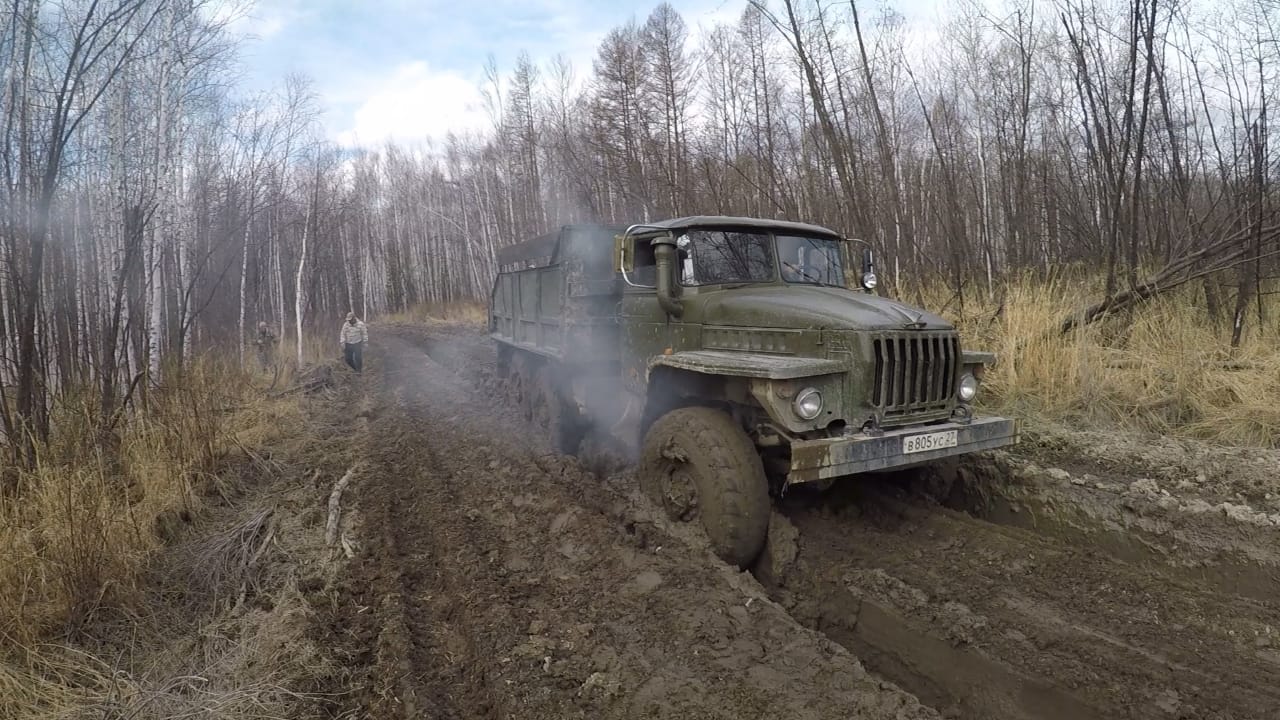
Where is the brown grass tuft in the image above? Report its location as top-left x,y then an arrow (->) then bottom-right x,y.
381,300 -> 487,325
0,584 -> 325,719
0,357 -> 303,648
920,275 -> 1280,447
0,354 -> 313,719
174,506 -> 276,611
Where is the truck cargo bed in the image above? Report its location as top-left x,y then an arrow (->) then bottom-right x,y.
490,224 -> 626,362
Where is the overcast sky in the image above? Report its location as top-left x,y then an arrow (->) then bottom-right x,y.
231,0 -> 943,149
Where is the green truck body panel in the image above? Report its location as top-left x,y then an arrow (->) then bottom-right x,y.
688,285 -> 951,331
648,351 -> 845,380
489,217 -> 1018,483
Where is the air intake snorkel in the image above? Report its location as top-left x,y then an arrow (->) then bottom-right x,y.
652,234 -> 684,318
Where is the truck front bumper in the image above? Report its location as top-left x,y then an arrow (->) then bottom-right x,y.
787,416 -> 1019,484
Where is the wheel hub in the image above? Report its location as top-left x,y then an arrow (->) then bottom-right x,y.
661,465 -> 699,521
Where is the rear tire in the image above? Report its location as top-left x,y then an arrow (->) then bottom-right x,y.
509,353 -> 534,420
496,344 -> 512,379
536,368 -> 583,455
639,406 -> 770,568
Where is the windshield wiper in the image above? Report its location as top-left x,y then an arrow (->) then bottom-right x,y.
783,261 -> 824,285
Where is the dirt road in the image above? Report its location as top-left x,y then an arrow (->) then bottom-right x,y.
318,324 -> 934,719
316,323 -> 1280,719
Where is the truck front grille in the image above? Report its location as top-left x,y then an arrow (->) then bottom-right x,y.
872,332 -> 958,418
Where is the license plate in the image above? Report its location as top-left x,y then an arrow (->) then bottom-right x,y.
903,430 -> 958,454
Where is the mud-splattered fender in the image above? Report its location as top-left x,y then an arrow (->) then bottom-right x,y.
647,351 -> 846,433
646,350 -> 843,380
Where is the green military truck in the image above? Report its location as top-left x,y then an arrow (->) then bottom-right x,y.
490,216 -> 1018,567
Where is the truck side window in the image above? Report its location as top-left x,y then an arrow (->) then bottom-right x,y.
631,239 -> 658,286
687,230 -> 775,285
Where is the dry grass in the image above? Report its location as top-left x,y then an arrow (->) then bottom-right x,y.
920,274 -> 1280,447
0,585 -> 322,720
252,331 -> 342,383
175,507 -> 277,611
381,300 -> 487,325
0,356 -> 309,719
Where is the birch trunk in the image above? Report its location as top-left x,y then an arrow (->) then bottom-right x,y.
273,212 -> 285,348
295,173 -> 317,365
148,0 -> 176,381
237,212 -> 250,364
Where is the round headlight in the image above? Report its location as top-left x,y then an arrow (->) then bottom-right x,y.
958,373 -> 979,403
861,271 -> 878,290
793,388 -> 823,420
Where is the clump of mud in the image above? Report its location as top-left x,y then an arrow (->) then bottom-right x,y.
1020,422 -> 1280,506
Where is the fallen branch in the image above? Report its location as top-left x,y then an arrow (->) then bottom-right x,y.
1058,221 -> 1280,335
1104,359 -> 1262,371
325,465 -> 360,548
179,506 -> 275,608
269,364 -> 338,399
231,437 -> 280,477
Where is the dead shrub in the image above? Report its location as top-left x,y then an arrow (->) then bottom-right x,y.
0,357 -> 301,649
913,273 -> 1280,447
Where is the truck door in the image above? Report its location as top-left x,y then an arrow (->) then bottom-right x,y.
620,238 -> 672,395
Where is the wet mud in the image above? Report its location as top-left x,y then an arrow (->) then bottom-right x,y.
319,324 -> 935,719
773,458 -> 1280,719
318,322 -> 1280,720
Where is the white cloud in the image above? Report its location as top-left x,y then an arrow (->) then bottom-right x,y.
220,0 -> 299,41
333,61 -> 489,148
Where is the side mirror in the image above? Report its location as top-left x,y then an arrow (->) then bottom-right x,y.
846,238 -> 877,292
614,233 -> 635,273
617,232 -> 656,290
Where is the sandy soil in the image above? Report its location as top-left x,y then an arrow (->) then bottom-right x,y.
286,322 -> 1278,719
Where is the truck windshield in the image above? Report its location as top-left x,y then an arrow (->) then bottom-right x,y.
682,230 -> 776,285
777,235 -> 846,287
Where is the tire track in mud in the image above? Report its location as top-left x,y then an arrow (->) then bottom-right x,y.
325,344 -> 511,720
324,326 -> 942,720
395,322 -> 1280,720
772,475 -> 1280,720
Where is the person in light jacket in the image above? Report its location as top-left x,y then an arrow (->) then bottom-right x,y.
340,312 -> 368,372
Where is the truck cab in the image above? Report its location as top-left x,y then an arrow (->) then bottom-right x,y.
490,217 -> 1018,567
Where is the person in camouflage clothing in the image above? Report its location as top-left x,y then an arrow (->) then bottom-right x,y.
254,321 -> 276,369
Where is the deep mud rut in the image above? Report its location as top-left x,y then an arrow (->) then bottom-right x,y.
320,324 -> 934,719
319,323 -> 1280,720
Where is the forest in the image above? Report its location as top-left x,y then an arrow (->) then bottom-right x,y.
2,2 -> 1279,713
1,0 -> 1277,455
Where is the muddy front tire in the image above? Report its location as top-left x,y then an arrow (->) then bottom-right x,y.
639,406 -> 770,568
